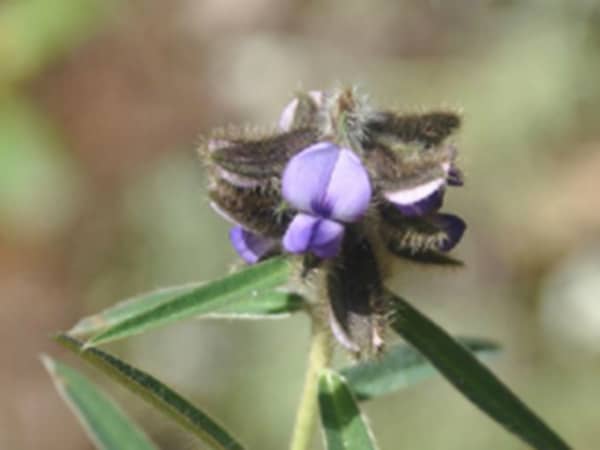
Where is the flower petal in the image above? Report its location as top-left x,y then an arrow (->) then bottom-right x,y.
433,213 -> 466,251
384,177 -> 445,208
229,226 -> 277,264
393,187 -> 444,217
282,213 -> 344,258
282,142 -> 339,214
282,213 -> 319,254
325,148 -> 372,222
282,143 -> 372,222
310,220 -> 345,258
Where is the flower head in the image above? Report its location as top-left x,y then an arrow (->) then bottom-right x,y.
201,87 -> 468,356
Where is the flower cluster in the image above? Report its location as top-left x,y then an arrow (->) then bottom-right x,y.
200,87 -> 466,355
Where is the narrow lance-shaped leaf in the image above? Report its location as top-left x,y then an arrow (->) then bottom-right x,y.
42,355 -> 158,450
85,256 -> 302,347
389,292 -> 571,450
55,334 -> 245,450
71,278 -> 303,338
70,282 -> 204,337
318,369 -> 378,450
341,337 -> 499,401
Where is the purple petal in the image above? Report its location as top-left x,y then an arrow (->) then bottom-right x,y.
282,143 -> 340,214
229,226 -> 277,264
384,177 -> 445,208
282,213 -> 344,258
282,143 -> 372,222
283,213 -> 318,254
433,213 -> 466,251
278,91 -> 323,131
325,148 -> 372,222
393,188 -> 444,217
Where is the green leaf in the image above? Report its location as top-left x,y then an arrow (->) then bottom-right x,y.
70,283 -> 204,336
42,355 -> 158,450
0,0 -> 111,85
84,256 -> 302,346
318,369 -> 378,450
389,293 -> 571,450
0,97 -> 81,237
341,338 -> 499,401
55,334 -> 245,450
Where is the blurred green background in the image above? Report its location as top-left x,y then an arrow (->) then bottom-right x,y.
2,1 -> 600,449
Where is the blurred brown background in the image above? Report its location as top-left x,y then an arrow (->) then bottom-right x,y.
1,1 -> 600,449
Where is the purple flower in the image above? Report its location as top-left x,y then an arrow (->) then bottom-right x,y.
281,142 -> 372,258
210,202 -> 278,264
383,157 -> 463,217
229,226 -> 278,264
433,213 -> 466,252
384,178 -> 446,217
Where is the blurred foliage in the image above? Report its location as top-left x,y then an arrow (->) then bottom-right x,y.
0,0 -> 110,86
2,1 -> 600,449
0,96 -> 81,237
42,354 -> 158,450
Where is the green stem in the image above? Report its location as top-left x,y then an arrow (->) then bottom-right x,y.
289,315 -> 333,450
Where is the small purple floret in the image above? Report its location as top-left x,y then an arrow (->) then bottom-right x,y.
229,226 -> 277,264
384,177 -> 445,216
433,213 -> 466,252
281,142 -> 372,258
395,188 -> 444,217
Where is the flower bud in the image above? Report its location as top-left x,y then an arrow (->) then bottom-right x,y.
279,90 -> 324,131
205,128 -> 319,186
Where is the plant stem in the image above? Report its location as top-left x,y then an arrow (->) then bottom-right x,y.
289,315 -> 333,450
